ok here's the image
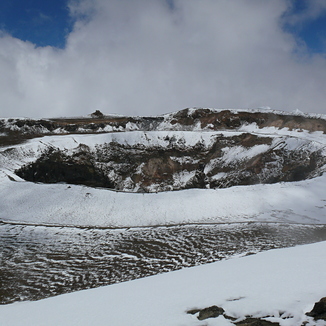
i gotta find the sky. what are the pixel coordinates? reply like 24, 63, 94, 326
0, 0, 326, 118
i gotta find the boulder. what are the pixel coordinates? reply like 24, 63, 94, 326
197, 305, 225, 320
306, 297, 326, 320
90, 110, 104, 118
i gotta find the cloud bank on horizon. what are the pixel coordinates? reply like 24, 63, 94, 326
0, 0, 326, 118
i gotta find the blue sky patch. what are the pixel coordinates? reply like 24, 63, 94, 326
0, 0, 325, 54
0, 0, 73, 48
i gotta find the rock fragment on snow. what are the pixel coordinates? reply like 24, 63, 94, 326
306, 297, 326, 321
234, 317, 280, 325
197, 305, 225, 320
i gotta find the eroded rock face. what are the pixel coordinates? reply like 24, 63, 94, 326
15, 131, 326, 192
15, 147, 114, 189
6, 108, 326, 192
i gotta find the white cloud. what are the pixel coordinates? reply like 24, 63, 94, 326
0, 0, 326, 118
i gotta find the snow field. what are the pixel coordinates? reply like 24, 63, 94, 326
0, 171, 326, 227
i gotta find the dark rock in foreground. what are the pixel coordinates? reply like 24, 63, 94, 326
235, 317, 280, 325
197, 305, 225, 320
186, 296, 326, 325
306, 297, 326, 321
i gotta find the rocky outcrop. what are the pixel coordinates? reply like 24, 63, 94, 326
187, 297, 326, 325
186, 305, 226, 321
234, 317, 280, 325
1, 108, 326, 147
186, 306, 280, 324
2, 108, 326, 192
169, 108, 326, 133
306, 297, 326, 321
15, 147, 114, 189
14, 132, 326, 192
197, 305, 225, 320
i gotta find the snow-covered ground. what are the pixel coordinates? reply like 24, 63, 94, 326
0, 171, 326, 227
0, 128, 326, 227
1, 240, 325, 326
1, 110, 326, 325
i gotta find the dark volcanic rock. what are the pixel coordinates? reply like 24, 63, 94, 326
91, 110, 104, 118
235, 317, 280, 325
306, 297, 326, 320
1, 108, 326, 148
197, 305, 225, 320
15, 147, 114, 189
13, 131, 326, 192
169, 108, 326, 133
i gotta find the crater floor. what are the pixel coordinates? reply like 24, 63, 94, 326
1, 222, 326, 304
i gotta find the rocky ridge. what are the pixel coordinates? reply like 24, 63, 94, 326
1, 108, 326, 193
